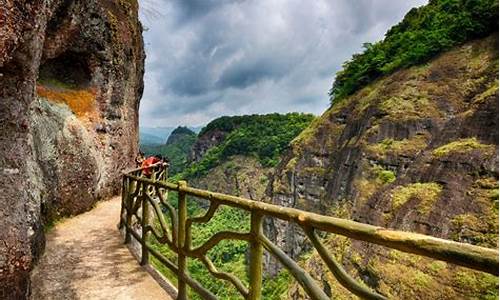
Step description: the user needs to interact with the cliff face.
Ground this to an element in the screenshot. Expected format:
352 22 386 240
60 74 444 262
0 0 144 298
189 128 228 163
187 127 270 199
266 35 498 298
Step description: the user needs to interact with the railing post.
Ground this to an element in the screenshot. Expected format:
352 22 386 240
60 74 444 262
120 176 126 229
248 212 264 300
177 180 188 300
124 178 132 244
141 183 150 265
163 163 169 181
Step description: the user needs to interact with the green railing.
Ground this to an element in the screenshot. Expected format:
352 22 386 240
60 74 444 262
119 163 498 300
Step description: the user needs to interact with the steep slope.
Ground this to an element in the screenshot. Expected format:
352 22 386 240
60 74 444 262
190 155 273 200
266 35 498 299
0 0 144 297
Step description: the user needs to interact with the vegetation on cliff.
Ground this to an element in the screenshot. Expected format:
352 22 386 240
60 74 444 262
266 0 499 296
432 138 496 157
276 36 499 300
330 0 498 102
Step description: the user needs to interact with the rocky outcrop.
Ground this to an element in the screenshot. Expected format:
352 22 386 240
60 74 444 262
189 128 228 163
266 35 499 298
0 0 144 298
190 155 273 201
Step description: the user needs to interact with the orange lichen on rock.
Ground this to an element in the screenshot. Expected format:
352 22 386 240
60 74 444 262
36 85 96 117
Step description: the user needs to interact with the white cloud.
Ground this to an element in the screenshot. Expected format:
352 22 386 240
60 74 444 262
138 0 428 127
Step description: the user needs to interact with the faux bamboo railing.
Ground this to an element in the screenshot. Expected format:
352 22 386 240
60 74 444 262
120 163 499 300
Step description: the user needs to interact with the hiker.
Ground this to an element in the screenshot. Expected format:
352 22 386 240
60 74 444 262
141 155 162 176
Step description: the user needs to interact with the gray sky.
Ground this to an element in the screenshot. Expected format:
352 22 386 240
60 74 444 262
138 0 427 127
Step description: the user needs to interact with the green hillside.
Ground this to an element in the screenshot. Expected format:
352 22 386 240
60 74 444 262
182 113 315 179
151 113 314 299
330 0 498 102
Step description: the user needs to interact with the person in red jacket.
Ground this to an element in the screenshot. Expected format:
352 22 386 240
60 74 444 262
141 156 161 176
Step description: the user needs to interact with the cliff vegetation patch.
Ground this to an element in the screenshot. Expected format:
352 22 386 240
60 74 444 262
390 182 443 214
365 134 429 160
432 138 496 157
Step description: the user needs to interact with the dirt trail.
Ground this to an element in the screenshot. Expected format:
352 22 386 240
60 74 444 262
30 197 173 300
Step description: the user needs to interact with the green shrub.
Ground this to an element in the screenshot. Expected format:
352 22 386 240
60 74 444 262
378 170 396 184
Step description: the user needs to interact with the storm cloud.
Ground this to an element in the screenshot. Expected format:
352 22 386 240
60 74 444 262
139 0 428 127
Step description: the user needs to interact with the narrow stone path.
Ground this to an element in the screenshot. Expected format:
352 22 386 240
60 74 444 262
30 197 173 300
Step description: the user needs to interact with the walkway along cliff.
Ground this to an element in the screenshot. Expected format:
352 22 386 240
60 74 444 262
0 0 144 298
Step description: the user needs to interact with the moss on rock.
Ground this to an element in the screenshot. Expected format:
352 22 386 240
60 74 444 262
377 169 396 184
366 134 429 159
36 85 96 117
473 79 499 104
452 271 499 300
377 82 442 121
433 138 495 157
391 182 442 214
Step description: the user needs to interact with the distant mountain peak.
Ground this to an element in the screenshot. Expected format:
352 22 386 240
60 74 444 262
166 126 196 145
171 126 195 135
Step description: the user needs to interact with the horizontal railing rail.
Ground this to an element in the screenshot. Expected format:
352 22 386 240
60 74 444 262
120 164 499 300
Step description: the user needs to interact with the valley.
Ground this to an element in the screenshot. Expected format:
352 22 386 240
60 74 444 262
140 0 499 298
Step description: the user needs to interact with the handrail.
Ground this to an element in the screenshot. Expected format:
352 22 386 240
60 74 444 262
120 164 499 300
123 161 168 175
